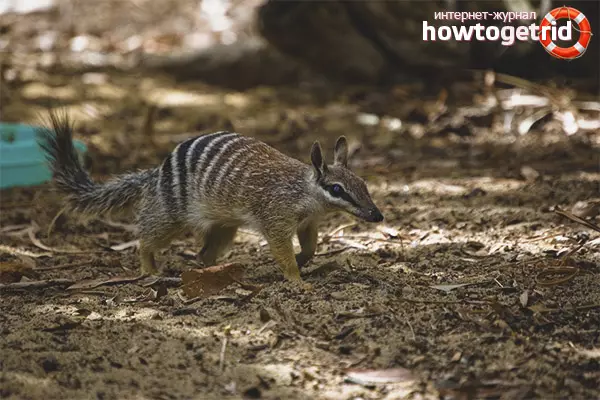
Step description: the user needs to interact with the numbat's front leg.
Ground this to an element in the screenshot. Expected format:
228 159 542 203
267 235 302 281
263 226 302 282
266 233 313 290
296 219 319 267
197 225 238 266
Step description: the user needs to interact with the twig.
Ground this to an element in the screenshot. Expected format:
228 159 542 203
559 242 587 265
143 104 157 146
0 224 30 234
531 303 600 313
71 290 108 296
401 297 489 305
46 206 67 237
554 207 600 233
327 222 357 238
219 336 228 372
99 218 137 233
35 260 91 271
335 311 381 320
257 320 275 334
110 240 139 251
0 279 74 292
67 275 147 290
141 277 182 287
183 295 203 305
0 244 51 258
28 226 87 254
343 234 406 245
536 267 579 286
405 316 416 341
523 232 565 243
314 247 350 257
329 238 368 250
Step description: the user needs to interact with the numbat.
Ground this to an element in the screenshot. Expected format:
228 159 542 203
38 112 383 283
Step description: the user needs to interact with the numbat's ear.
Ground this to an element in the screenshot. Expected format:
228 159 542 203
334 136 348 167
311 141 327 179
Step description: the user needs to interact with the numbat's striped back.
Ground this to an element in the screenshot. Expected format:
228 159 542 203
157 132 288 217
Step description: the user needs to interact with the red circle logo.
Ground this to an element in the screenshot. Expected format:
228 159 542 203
539 6 593 60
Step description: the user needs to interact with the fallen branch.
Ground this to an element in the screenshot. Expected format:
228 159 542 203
529 303 600 313
0 279 74 292
0 245 51 258
140 276 182 287
314 247 350 257
219 336 228 372
46 206 67 237
35 260 92 271
67 275 147 290
554 207 600 233
0 224 30 234
536 267 579 286
401 297 489 306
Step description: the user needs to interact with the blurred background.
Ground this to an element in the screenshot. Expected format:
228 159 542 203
1 0 598 174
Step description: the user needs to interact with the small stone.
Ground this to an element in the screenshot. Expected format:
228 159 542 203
402 286 414 296
40 355 60 373
330 291 347 300
259 307 271 322
243 387 261 399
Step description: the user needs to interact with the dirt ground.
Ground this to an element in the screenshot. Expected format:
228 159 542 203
1 69 600 400
2 2 600 400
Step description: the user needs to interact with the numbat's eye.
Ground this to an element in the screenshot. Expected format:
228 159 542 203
330 184 344 197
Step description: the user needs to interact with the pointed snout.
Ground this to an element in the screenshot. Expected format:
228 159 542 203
364 207 384 223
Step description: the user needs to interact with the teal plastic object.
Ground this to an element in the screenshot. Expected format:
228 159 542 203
0 122 87 189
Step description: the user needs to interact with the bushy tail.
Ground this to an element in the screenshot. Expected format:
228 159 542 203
37 111 156 216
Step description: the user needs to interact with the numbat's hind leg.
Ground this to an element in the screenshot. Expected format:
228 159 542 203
137 220 181 275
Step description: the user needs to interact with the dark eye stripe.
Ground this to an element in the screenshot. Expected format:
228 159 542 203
339 192 361 208
320 183 361 209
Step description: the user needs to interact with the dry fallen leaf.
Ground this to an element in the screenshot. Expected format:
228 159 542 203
451 352 462 362
67 275 146 290
0 279 74 292
181 263 245 299
430 283 471 293
520 290 529 307
345 367 415 385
